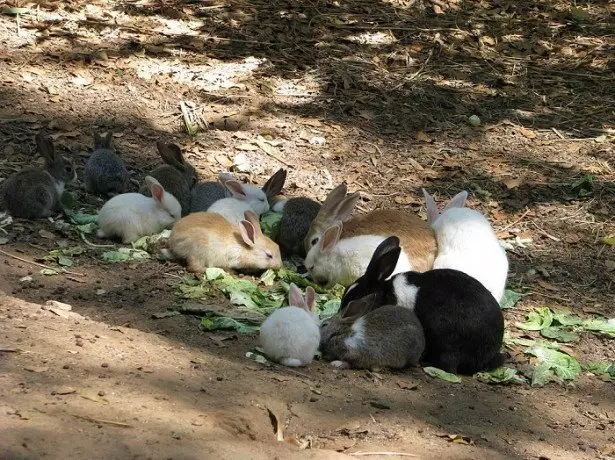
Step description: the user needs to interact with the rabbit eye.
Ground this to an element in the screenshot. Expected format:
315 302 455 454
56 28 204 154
265 251 273 259
311 237 319 247
65 166 73 173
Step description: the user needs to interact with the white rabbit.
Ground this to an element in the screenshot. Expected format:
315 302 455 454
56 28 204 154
259 283 320 367
207 180 270 225
423 189 509 301
304 222 413 288
97 176 181 243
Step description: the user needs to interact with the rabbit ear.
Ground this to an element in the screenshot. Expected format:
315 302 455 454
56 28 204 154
225 180 247 200
364 237 401 284
103 132 113 148
321 184 348 214
243 210 262 234
288 283 305 309
304 286 316 311
157 141 185 170
35 133 55 165
341 293 378 320
145 176 165 202
422 188 440 224
333 192 360 222
321 223 342 252
444 191 468 211
218 172 236 185
94 132 103 148
238 220 256 247
262 168 287 199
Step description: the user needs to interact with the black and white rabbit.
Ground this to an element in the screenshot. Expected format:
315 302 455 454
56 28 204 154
340 236 505 375
84 131 128 198
320 293 425 370
0 133 76 219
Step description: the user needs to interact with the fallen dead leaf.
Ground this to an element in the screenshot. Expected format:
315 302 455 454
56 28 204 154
55 386 77 395
517 127 536 139
39 229 55 239
397 380 419 390
408 158 424 171
79 392 109 404
24 366 49 373
536 280 559 292
415 131 432 143
504 178 523 189
267 407 284 442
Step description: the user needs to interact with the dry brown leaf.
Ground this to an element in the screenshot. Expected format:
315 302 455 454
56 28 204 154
56 386 77 395
235 143 258 151
415 131 432 143
394 195 415 205
408 158 424 171
536 280 559 292
517 127 536 139
504 178 522 189
24 366 49 373
267 407 284 442
79 392 109 404
397 380 418 390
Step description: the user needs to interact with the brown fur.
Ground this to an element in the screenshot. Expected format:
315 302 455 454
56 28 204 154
169 212 281 272
342 210 437 272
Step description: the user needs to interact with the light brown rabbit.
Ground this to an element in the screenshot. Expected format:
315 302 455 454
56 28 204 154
169 210 282 273
304 184 436 287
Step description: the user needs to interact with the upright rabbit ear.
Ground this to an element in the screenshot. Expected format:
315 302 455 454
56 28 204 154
243 211 261 234
104 132 113 148
422 188 440 224
321 223 342 252
321 184 348 214
238 220 256 247
444 191 468 211
304 286 316 312
225 180 247 200
288 283 305 308
157 141 185 170
333 192 360 223
364 237 401 283
262 168 287 199
341 293 378 320
145 176 165 202
35 133 55 165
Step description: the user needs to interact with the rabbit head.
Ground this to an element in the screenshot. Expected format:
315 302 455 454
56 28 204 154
145 175 182 221
423 189 468 224
303 184 360 253
36 133 77 185
224 180 270 215
237 210 281 269
94 132 113 150
288 283 316 312
157 141 198 189
339 236 401 310
304 221 343 286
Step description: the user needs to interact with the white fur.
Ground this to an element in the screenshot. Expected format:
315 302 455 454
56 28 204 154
431 208 508 301
344 316 366 350
208 198 257 226
97 192 181 243
259 307 320 367
392 276 420 310
305 235 413 287
208 184 270 225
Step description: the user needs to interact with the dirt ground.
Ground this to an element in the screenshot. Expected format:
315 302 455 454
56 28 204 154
1 0 614 459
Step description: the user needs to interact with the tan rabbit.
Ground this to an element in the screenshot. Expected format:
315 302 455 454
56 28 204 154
169 210 282 273
303 184 437 287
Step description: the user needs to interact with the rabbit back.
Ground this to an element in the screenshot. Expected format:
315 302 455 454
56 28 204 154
431 208 508 300
277 197 322 257
260 306 320 366
189 182 227 213
321 305 425 370
207 197 254 226
84 150 128 197
343 210 436 272
0 169 59 219
400 269 504 374
140 167 191 216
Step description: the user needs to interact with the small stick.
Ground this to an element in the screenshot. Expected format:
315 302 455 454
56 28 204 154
72 414 132 428
349 453 418 458
0 249 86 277
66 276 87 283
529 221 561 242
529 291 571 303
551 127 566 140
499 209 531 233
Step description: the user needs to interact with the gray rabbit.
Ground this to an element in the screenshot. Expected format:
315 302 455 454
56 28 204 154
276 197 321 257
320 293 425 370
0 133 76 219
84 132 128 197
140 141 197 216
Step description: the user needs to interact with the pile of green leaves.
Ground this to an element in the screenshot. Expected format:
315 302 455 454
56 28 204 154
172 266 344 334
40 246 86 267
516 307 615 341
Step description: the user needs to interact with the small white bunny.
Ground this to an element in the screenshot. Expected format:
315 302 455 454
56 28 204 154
423 189 509 301
97 176 181 243
208 180 270 226
260 283 320 367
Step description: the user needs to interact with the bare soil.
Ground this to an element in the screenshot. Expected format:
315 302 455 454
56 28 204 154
1 0 614 459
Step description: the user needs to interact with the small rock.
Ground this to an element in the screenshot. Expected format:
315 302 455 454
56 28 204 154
98 390 106 397
19 276 34 284
62 364 70 369
101 363 109 368
369 401 391 410
55 386 76 395
39 229 55 239
75 339 84 347
45 300 72 311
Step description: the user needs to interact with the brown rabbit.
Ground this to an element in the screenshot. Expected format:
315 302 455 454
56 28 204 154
169 210 281 273
303 184 436 287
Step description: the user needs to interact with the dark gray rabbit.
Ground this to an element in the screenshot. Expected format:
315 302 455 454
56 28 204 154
84 132 128 198
320 294 425 370
340 236 505 375
0 133 76 219
276 197 321 257
140 141 197 216
189 168 287 214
